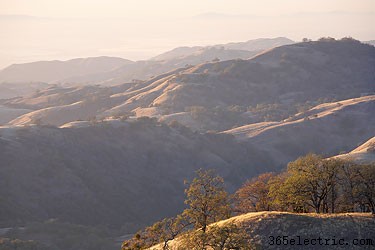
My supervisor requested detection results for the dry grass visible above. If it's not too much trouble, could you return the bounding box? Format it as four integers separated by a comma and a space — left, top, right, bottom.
149, 212, 375, 250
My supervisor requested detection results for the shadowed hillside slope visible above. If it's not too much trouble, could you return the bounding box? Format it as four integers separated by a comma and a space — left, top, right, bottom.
0, 119, 272, 231
0, 82, 50, 100
224, 95, 375, 167
1, 104, 374, 232
0, 56, 131, 83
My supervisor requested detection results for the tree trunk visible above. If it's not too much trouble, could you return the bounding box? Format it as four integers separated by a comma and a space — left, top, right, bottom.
369, 200, 375, 214
331, 187, 335, 213
315, 206, 320, 213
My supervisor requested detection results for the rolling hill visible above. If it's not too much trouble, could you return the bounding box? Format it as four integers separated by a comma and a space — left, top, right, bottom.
151, 37, 294, 61
104, 38, 375, 131
149, 212, 375, 250
0, 56, 131, 84
335, 136, 375, 163
224, 95, 375, 167
214, 37, 295, 51
2, 38, 374, 129
0, 82, 50, 100
1, 96, 374, 231
364, 40, 375, 46
0, 119, 273, 230
0, 38, 294, 89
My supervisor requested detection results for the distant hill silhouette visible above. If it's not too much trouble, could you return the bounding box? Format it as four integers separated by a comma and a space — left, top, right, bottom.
0, 38, 295, 89
0, 56, 131, 83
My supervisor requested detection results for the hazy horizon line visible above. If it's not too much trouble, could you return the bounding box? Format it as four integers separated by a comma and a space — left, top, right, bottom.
2, 36, 375, 70
1, 10, 375, 21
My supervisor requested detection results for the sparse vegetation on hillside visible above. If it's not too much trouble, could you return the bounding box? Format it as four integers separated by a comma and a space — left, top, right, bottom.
122, 169, 251, 250
2, 220, 114, 250
3, 38, 374, 131
234, 172, 276, 213
122, 155, 375, 249
236, 154, 375, 214
0, 119, 271, 231
0, 238, 47, 250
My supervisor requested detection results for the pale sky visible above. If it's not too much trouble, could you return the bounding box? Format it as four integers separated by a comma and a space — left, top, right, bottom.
0, 0, 374, 69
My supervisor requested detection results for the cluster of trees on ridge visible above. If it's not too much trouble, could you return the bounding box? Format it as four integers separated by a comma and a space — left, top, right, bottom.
235, 154, 375, 214
122, 154, 375, 250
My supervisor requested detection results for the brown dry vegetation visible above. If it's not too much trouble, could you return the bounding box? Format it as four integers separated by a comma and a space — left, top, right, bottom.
148, 212, 375, 250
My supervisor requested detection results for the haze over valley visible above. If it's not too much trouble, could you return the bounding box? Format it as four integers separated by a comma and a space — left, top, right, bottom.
0, 1, 374, 249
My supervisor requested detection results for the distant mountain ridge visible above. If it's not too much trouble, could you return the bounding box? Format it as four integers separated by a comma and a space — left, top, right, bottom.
151, 37, 294, 61
364, 40, 375, 46
0, 38, 295, 90
0, 56, 132, 83
214, 37, 295, 51
1, 37, 373, 92
2, 38, 374, 131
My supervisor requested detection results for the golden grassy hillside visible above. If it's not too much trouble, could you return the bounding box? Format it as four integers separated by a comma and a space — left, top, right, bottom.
150, 212, 375, 250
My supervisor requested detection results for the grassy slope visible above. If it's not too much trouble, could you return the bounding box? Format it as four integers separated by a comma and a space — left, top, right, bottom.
150, 212, 375, 249
335, 136, 375, 164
